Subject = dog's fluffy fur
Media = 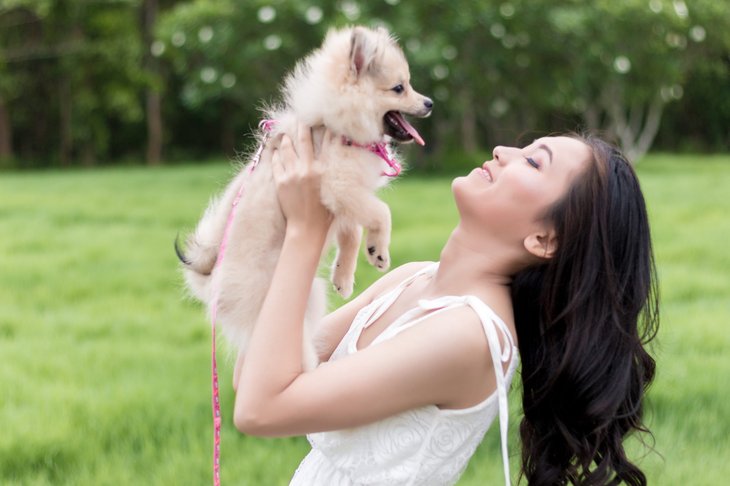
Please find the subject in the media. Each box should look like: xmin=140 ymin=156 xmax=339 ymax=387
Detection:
xmin=176 ymin=26 xmax=432 ymax=370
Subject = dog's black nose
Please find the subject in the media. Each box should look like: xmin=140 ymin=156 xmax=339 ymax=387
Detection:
xmin=424 ymin=98 xmax=433 ymax=110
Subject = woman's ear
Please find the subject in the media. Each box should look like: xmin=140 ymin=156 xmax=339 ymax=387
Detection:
xmin=524 ymin=230 xmax=558 ymax=260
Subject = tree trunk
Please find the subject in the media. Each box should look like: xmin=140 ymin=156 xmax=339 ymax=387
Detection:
xmin=604 ymin=90 xmax=664 ymax=162
xmin=142 ymin=0 xmax=162 ymax=165
xmin=220 ymin=100 xmax=236 ymax=157
xmin=583 ymin=104 xmax=601 ymax=132
xmin=629 ymin=96 xmax=664 ymax=162
xmin=597 ymin=83 xmax=665 ymax=163
xmin=0 ymin=95 xmax=12 ymax=160
xmin=59 ymin=75 xmax=73 ymax=167
xmin=146 ymin=90 xmax=162 ymax=165
xmin=460 ymin=89 xmax=477 ymax=153
xmin=81 ymin=142 xmax=95 ymax=167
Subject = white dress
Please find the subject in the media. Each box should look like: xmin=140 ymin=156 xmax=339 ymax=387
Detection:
xmin=290 ymin=263 xmax=520 ymax=486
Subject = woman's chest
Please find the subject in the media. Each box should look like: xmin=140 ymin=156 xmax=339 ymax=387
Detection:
xmin=355 ymin=278 xmax=433 ymax=350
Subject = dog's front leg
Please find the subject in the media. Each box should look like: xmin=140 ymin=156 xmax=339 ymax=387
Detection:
xmin=331 ymin=222 xmax=362 ymax=298
xmin=348 ymin=195 xmax=391 ymax=271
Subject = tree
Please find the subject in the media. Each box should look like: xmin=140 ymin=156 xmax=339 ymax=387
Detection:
xmin=532 ymin=0 xmax=689 ymax=161
xmin=142 ymin=0 xmax=163 ymax=165
xmin=0 ymin=1 xmax=53 ymax=164
xmin=156 ymin=0 xmax=333 ymax=156
xmin=376 ymin=0 xmax=727 ymax=161
xmin=0 ymin=0 xmax=144 ymax=166
xmin=1 ymin=0 xmax=728 ymax=167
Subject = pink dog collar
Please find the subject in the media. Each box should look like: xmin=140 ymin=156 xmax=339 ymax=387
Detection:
xmin=343 ymin=137 xmax=402 ymax=177
xmin=257 ymin=119 xmax=402 ymax=177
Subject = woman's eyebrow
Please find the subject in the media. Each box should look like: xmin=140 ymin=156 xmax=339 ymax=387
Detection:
xmin=537 ymin=144 xmax=553 ymax=164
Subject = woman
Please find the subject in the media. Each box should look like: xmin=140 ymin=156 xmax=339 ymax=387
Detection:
xmin=233 ymin=125 xmax=658 ymax=485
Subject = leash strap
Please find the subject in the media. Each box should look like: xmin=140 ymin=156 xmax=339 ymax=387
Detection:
xmin=208 ymin=120 xmax=272 ymax=486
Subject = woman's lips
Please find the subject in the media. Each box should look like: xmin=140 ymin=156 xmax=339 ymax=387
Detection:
xmin=479 ymin=164 xmax=493 ymax=182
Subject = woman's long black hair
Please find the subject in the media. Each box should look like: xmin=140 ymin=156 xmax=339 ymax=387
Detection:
xmin=511 ymin=136 xmax=659 ymax=485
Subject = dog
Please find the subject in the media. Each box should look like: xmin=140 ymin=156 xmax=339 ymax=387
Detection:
xmin=176 ymin=25 xmax=432 ymax=370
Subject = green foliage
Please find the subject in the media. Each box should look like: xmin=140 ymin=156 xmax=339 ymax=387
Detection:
xmin=0 ymin=0 xmax=729 ymax=166
xmin=1 ymin=155 xmax=729 ymax=483
xmin=156 ymin=0 xmax=324 ymax=117
xmin=0 ymin=0 xmax=145 ymax=165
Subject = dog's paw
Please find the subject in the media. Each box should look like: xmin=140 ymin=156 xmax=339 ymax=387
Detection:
xmin=366 ymin=244 xmax=390 ymax=271
xmin=332 ymin=274 xmax=354 ymax=299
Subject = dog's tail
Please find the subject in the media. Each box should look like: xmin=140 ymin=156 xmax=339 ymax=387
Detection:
xmin=174 ymin=233 xmax=192 ymax=265
xmin=174 ymin=232 xmax=218 ymax=273
xmin=176 ymin=162 xmax=256 ymax=304
xmin=175 ymin=232 xmax=217 ymax=303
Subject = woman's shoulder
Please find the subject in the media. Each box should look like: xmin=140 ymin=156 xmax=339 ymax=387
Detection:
xmin=389 ymin=260 xmax=435 ymax=277
xmin=388 ymin=261 xmax=435 ymax=280
xmin=360 ymin=261 xmax=435 ymax=302
xmin=460 ymin=285 xmax=516 ymax=348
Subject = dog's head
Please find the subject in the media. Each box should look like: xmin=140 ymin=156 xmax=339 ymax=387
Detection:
xmin=285 ymin=26 xmax=433 ymax=146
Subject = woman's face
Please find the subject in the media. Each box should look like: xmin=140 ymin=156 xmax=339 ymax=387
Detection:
xmin=452 ymin=136 xmax=592 ymax=245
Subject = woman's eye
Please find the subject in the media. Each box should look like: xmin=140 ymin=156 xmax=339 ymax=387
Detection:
xmin=525 ymin=157 xmax=540 ymax=169
xmin=392 ymin=84 xmax=404 ymax=94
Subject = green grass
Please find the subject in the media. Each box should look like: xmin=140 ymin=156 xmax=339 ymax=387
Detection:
xmin=1 ymin=154 xmax=729 ymax=484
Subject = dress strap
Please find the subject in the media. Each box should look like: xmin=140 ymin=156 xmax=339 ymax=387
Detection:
xmin=360 ymin=263 xmax=438 ymax=330
xmin=419 ymin=295 xmax=515 ymax=486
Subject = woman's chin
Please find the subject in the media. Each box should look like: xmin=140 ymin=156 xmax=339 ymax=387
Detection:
xmin=451 ymin=176 xmax=475 ymax=202
xmin=453 ymin=169 xmax=488 ymax=194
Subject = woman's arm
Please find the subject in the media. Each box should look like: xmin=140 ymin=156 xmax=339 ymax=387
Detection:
xmin=232 ymin=260 xmax=431 ymax=390
xmin=234 ymin=125 xmax=495 ymax=436
xmin=236 ymin=303 xmax=494 ymax=437
xmin=234 ymin=125 xmax=333 ymax=412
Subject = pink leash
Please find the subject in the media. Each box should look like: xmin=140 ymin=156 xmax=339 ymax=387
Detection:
xmin=206 ymin=120 xmax=397 ymax=485
xmin=208 ymin=120 xmax=273 ymax=486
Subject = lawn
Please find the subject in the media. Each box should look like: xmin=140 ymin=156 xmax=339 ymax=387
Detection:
xmin=1 ymin=153 xmax=729 ymax=485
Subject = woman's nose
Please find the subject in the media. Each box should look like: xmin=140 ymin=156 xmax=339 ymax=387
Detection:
xmin=492 ymin=146 xmax=517 ymax=166
xmin=493 ymin=146 xmax=507 ymax=166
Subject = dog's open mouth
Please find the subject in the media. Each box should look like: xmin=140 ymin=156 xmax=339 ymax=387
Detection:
xmin=384 ymin=111 xmax=425 ymax=146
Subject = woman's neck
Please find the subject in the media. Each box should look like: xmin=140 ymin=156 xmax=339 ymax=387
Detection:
xmin=426 ymin=225 xmax=515 ymax=298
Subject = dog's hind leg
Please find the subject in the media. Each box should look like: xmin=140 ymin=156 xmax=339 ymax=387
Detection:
xmin=353 ymin=195 xmax=392 ymax=272
xmin=331 ymin=222 xmax=362 ymax=298
xmin=333 ymin=190 xmax=392 ymax=272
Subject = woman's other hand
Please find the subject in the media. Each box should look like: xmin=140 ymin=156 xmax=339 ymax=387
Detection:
xmin=271 ymin=123 xmax=333 ymax=238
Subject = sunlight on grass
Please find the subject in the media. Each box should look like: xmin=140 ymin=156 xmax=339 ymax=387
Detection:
xmin=1 ymin=154 xmax=729 ymax=484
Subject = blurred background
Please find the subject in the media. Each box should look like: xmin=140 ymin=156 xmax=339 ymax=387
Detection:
xmin=1 ymin=0 xmax=728 ymax=170
xmin=2 ymin=1 xmax=730 ymax=485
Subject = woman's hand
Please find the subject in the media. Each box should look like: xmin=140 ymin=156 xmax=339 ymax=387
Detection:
xmin=235 ymin=125 xmax=335 ymax=420
xmin=271 ymin=123 xmax=333 ymax=238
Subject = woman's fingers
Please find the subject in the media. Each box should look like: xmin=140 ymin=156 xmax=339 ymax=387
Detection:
xmin=280 ymin=134 xmax=296 ymax=163
xmin=257 ymin=138 xmax=276 ymax=167
xmin=272 ymin=135 xmax=298 ymax=177
xmin=318 ymin=128 xmax=334 ymax=155
xmin=269 ymin=125 xmax=331 ymax=233
xmin=310 ymin=128 xmax=334 ymax=174
xmin=272 ymin=126 xmax=325 ymax=180
xmin=297 ymin=122 xmax=314 ymax=165
xmin=271 ymin=148 xmax=284 ymax=182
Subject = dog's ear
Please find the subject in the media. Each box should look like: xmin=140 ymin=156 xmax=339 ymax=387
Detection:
xmin=349 ymin=27 xmax=377 ymax=78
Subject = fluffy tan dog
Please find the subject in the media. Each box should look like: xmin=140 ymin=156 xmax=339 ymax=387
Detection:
xmin=176 ymin=25 xmax=432 ymax=370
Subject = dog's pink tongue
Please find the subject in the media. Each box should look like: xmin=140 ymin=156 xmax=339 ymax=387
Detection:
xmin=393 ymin=112 xmax=425 ymax=146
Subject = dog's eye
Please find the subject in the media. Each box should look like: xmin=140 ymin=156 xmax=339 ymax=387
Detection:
xmin=391 ymin=84 xmax=404 ymax=94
